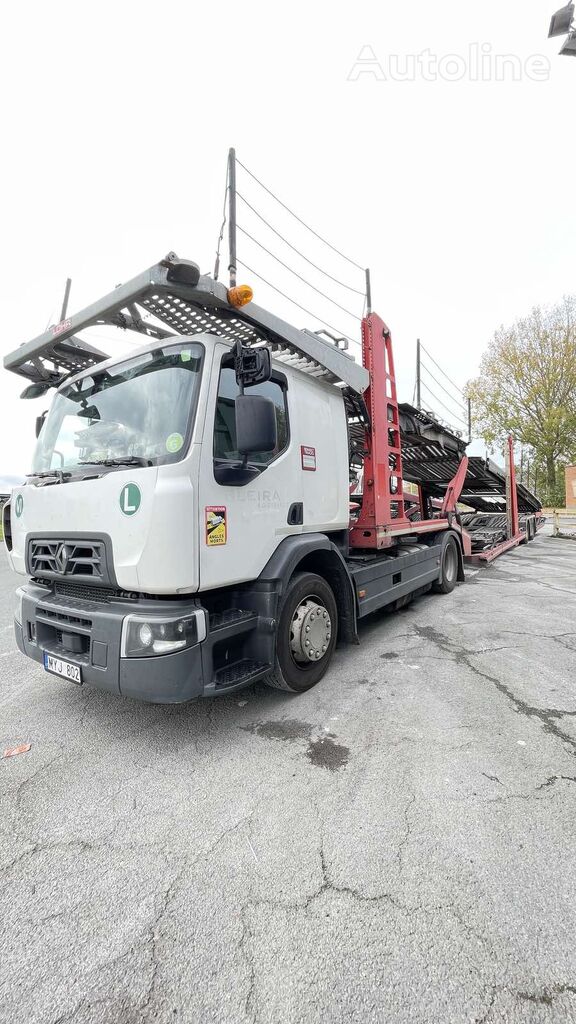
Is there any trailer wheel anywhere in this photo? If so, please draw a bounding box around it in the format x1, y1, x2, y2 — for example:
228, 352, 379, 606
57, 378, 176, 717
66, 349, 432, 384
522, 517, 533, 543
433, 537, 459, 595
264, 572, 338, 693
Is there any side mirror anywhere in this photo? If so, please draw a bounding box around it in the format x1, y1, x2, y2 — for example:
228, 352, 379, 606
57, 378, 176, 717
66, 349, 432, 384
234, 345, 272, 388
21, 382, 53, 400
235, 394, 277, 454
35, 411, 48, 438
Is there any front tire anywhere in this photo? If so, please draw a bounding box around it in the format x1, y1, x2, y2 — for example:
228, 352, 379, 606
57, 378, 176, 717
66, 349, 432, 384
433, 537, 459, 595
264, 572, 338, 693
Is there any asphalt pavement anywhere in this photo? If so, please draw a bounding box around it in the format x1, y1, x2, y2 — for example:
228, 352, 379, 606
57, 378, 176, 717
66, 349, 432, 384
2, 530, 576, 1024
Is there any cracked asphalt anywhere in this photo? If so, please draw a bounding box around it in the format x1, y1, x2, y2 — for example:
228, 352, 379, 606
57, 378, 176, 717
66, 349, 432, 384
2, 529, 576, 1023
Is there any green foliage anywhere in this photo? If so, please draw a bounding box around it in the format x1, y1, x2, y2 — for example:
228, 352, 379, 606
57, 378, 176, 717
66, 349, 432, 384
467, 297, 576, 502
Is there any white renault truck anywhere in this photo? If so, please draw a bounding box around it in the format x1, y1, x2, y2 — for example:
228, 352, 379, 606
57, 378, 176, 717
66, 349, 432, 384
3, 253, 475, 702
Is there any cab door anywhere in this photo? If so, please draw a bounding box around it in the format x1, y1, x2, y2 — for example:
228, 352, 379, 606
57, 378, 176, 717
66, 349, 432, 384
198, 345, 301, 590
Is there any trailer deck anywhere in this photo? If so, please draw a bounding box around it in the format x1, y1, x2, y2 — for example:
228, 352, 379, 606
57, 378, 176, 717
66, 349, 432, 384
396, 405, 543, 561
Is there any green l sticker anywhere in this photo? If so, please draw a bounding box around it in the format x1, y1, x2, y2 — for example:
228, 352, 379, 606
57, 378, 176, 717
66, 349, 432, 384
120, 483, 141, 516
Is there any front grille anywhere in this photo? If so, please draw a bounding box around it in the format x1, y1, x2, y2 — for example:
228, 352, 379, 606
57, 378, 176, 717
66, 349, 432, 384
54, 581, 117, 603
29, 539, 104, 581
39, 608, 92, 629
53, 581, 140, 603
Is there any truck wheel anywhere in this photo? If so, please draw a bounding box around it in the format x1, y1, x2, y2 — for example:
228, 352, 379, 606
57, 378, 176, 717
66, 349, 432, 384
264, 572, 338, 693
433, 537, 459, 595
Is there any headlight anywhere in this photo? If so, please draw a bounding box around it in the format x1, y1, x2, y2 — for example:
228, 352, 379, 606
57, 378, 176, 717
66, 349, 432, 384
121, 610, 206, 658
14, 587, 25, 626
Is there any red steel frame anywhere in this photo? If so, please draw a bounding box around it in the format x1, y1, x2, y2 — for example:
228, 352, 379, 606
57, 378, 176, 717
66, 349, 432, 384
348, 314, 525, 564
466, 436, 526, 564
349, 313, 470, 551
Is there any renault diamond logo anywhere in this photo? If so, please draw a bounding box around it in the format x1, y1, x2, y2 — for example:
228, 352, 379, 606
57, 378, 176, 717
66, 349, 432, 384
55, 544, 71, 574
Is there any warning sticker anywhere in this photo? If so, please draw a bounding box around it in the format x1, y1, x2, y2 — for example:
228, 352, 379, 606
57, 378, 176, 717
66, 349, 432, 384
206, 506, 227, 546
301, 445, 317, 471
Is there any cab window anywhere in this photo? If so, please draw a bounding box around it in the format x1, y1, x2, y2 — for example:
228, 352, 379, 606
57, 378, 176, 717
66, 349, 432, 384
213, 363, 289, 467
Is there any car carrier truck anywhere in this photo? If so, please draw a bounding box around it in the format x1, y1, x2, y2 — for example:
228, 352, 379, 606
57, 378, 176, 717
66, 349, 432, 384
2, 253, 542, 702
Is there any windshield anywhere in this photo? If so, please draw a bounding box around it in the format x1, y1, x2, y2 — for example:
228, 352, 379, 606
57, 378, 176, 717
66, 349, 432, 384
32, 342, 203, 475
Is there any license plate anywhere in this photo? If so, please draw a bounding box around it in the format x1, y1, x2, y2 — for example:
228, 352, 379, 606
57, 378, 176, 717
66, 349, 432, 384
43, 653, 82, 685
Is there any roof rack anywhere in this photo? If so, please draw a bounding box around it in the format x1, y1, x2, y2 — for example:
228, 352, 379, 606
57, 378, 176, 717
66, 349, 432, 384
4, 253, 369, 395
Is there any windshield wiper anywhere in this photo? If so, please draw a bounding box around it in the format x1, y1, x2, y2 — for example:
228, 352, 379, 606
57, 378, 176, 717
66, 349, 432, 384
27, 469, 73, 482
78, 456, 153, 468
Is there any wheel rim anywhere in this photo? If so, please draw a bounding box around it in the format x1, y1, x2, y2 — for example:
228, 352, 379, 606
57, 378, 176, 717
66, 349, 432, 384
444, 544, 457, 582
289, 595, 332, 665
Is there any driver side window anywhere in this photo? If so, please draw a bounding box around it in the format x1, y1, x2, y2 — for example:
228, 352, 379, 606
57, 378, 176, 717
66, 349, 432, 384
213, 363, 289, 467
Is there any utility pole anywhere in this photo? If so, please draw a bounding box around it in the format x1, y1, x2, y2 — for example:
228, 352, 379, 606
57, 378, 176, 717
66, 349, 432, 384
467, 398, 472, 444
416, 339, 421, 409
228, 147, 237, 288
365, 269, 372, 316
60, 278, 72, 322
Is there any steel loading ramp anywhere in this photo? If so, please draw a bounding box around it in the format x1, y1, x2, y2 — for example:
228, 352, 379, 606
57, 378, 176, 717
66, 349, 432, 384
403, 453, 542, 515
4, 254, 369, 395
398, 404, 542, 515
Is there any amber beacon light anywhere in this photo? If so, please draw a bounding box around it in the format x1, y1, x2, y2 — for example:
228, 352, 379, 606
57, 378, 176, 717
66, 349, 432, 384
227, 284, 253, 308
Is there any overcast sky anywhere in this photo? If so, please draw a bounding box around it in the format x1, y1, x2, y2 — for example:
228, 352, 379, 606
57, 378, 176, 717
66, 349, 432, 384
1, 0, 574, 476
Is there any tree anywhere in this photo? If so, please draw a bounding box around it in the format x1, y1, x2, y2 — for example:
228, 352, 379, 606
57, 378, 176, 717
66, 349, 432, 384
467, 297, 576, 503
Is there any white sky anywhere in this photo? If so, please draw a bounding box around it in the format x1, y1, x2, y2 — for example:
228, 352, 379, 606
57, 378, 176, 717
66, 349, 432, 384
1, 0, 575, 475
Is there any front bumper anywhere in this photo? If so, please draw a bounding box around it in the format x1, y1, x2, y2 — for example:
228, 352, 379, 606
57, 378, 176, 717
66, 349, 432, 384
16, 582, 208, 704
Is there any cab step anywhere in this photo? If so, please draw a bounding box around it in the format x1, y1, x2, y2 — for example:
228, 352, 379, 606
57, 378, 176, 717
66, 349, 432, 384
209, 610, 258, 641
213, 658, 271, 691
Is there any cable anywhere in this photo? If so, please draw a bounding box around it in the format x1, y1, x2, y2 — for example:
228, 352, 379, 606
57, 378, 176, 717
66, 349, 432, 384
420, 343, 464, 395
237, 159, 365, 272
236, 259, 359, 345
420, 380, 469, 427
420, 361, 467, 416
236, 193, 365, 296
214, 161, 229, 281
237, 226, 361, 322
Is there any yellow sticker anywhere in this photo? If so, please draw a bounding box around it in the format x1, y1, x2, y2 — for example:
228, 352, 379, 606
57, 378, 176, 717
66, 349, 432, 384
206, 506, 227, 546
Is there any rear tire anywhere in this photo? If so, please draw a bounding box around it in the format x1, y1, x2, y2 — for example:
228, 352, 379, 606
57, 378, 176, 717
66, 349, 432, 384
433, 537, 459, 595
522, 517, 533, 543
264, 572, 338, 693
